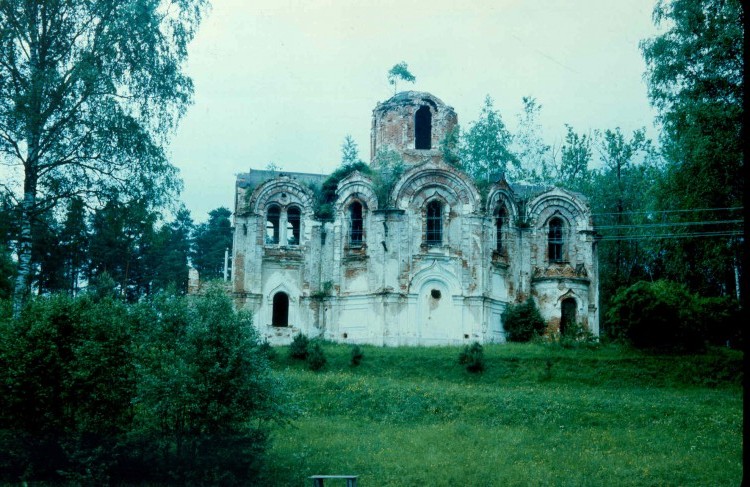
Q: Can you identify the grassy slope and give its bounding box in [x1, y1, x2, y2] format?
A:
[262, 343, 743, 486]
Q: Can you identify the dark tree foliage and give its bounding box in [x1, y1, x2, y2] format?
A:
[88, 198, 158, 300]
[608, 280, 742, 351]
[0, 287, 286, 484]
[640, 0, 743, 297]
[315, 161, 371, 221]
[289, 333, 310, 360]
[0, 294, 135, 482]
[607, 280, 705, 351]
[0, 249, 13, 299]
[501, 298, 546, 342]
[128, 285, 284, 484]
[149, 206, 194, 293]
[0, 0, 207, 315]
[30, 211, 67, 293]
[458, 342, 485, 373]
[60, 197, 88, 294]
[192, 207, 233, 281]
[350, 344, 364, 366]
[306, 341, 327, 371]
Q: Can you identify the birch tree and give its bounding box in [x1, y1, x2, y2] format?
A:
[0, 0, 206, 315]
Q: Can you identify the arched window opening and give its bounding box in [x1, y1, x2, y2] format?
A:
[496, 206, 507, 253]
[415, 105, 432, 150]
[349, 201, 364, 246]
[548, 218, 564, 262]
[287, 207, 301, 245]
[266, 205, 280, 244]
[426, 200, 443, 245]
[272, 292, 289, 327]
[561, 298, 577, 336]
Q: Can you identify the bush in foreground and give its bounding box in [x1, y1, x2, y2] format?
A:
[0, 286, 286, 485]
[606, 280, 741, 352]
[502, 298, 546, 342]
[350, 345, 364, 366]
[306, 341, 327, 371]
[289, 333, 310, 360]
[458, 342, 485, 373]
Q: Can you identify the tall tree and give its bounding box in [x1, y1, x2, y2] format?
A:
[192, 207, 233, 282]
[0, 0, 207, 315]
[512, 96, 553, 184]
[340, 134, 362, 167]
[149, 206, 194, 293]
[60, 197, 89, 294]
[594, 128, 654, 287]
[556, 125, 593, 191]
[30, 210, 67, 294]
[460, 95, 518, 184]
[88, 198, 158, 300]
[0, 196, 16, 298]
[640, 0, 743, 297]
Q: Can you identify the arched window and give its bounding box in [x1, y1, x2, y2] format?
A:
[287, 207, 301, 245]
[272, 292, 289, 327]
[415, 105, 432, 150]
[496, 206, 507, 253]
[349, 201, 364, 246]
[548, 217, 564, 262]
[426, 200, 443, 245]
[266, 205, 280, 244]
[561, 297, 577, 336]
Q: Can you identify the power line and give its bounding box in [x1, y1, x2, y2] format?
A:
[595, 219, 744, 230]
[591, 206, 743, 217]
[597, 230, 743, 241]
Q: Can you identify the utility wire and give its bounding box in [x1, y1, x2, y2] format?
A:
[595, 219, 744, 230]
[597, 230, 743, 241]
[591, 206, 743, 217]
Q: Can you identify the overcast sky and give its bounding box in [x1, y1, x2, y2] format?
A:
[169, 0, 663, 222]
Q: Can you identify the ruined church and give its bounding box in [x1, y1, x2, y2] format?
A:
[232, 91, 599, 345]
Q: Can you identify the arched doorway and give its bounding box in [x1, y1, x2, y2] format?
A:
[560, 297, 577, 336]
[272, 292, 289, 327]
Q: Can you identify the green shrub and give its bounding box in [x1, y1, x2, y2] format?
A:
[350, 344, 364, 366]
[259, 339, 277, 361]
[502, 298, 546, 342]
[0, 287, 287, 485]
[607, 280, 708, 352]
[314, 161, 371, 220]
[697, 294, 742, 348]
[458, 341, 485, 373]
[0, 248, 14, 299]
[558, 321, 599, 349]
[0, 294, 135, 483]
[289, 333, 310, 360]
[126, 285, 286, 484]
[306, 341, 327, 371]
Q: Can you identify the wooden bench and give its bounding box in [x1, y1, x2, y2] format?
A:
[309, 474, 358, 486]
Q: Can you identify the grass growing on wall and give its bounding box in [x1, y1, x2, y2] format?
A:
[260, 343, 743, 486]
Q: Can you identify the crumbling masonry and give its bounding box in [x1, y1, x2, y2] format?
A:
[232, 91, 599, 345]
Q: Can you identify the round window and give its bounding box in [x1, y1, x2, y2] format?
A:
[431, 289, 442, 299]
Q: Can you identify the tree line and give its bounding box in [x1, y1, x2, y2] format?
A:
[0, 199, 232, 301]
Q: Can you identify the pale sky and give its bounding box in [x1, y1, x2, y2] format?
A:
[169, 0, 662, 222]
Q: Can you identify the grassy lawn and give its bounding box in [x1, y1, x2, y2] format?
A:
[260, 343, 743, 486]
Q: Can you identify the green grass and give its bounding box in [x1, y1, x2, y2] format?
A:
[260, 343, 743, 486]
